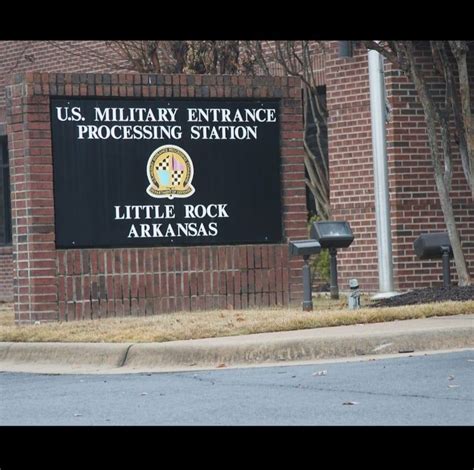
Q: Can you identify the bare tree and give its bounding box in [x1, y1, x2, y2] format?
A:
[105, 41, 188, 73]
[185, 41, 241, 74]
[245, 41, 330, 220]
[105, 40, 250, 75]
[44, 40, 330, 218]
[449, 41, 474, 196]
[363, 41, 472, 286]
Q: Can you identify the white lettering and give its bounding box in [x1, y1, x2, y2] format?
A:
[145, 109, 156, 121]
[190, 126, 201, 139]
[77, 125, 88, 139]
[128, 224, 139, 238]
[208, 222, 218, 236]
[187, 108, 198, 122]
[140, 224, 151, 237]
[197, 224, 207, 236]
[218, 204, 229, 217]
[185, 107, 277, 123]
[114, 206, 124, 220]
[70, 107, 83, 121]
[152, 224, 163, 237]
[184, 205, 195, 218]
[94, 108, 110, 122]
[190, 125, 258, 140]
[165, 225, 176, 237]
[187, 223, 197, 236]
[76, 125, 183, 140]
[184, 204, 229, 219]
[56, 107, 69, 121]
[168, 108, 178, 121]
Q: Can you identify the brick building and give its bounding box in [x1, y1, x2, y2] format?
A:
[324, 42, 473, 292]
[0, 40, 472, 322]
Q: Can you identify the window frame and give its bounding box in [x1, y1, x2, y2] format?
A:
[0, 136, 12, 246]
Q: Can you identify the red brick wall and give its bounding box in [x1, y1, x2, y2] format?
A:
[325, 41, 474, 293]
[0, 246, 13, 300]
[0, 41, 126, 122]
[55, 245, 293, 320]
[5, 72, 306, 323]
[0, 41, 127, 301]
[384, 45, 474, 289]
[325, 42, 379, 292]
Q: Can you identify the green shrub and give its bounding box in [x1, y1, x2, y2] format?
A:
[313, 248, 330, 283]
[307, 215, 330, 285]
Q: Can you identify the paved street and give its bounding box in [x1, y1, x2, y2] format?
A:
[1, 350, 473, 425]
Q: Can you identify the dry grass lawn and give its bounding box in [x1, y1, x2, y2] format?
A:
[0, 296, 472, 343]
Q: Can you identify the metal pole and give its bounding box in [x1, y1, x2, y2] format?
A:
[368, 49, 396, 298]
[441, 247, 451, 287]
[329, 247, 339, 299]
[302, 255, 313, 311]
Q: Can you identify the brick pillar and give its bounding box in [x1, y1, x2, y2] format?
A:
[6, 73, 58, 323]
[280, 81, 307, 304]
[325, 42, 379, 293]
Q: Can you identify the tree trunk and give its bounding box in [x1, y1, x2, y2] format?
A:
[405, 42, 472, 285]
[449, 42, 474, 199]
[433, 166, 471, 285]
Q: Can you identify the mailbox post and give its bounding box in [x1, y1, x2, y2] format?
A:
[288, 239, 322, 311]
[329, 247, 338, 300]
[441, 246, 451, 287]
[414, 232, 453, 287]
[310, 221, 354, 299]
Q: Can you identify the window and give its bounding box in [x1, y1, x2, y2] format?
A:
[0, 136, 12, 245]
[304, 86, 328, 219]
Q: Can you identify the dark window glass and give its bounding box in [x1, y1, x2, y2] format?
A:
[304, 86, 328, 219]
[0, 137, 12, 245]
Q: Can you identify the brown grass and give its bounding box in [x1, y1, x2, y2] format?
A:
[0, 297, 472, 343]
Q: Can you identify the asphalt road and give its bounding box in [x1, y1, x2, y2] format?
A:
[1, 350, 473, 425]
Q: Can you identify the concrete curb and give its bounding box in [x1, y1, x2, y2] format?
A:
[123, 327, 473, 371]
[0, 314, 472, 374]
[0, 342, 132, 372]
[122, 314, 474, 372]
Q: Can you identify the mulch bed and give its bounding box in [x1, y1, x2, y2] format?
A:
[371, 285, 474, 308]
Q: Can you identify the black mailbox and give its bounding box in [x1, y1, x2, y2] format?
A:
[310, 221, 354, 249]
[413, 232, 453, 287]
[309, 221, 354, 299]
[288, 239, 322, 257]
[288, 239, 321, 312]
[414, 232, 453, 260]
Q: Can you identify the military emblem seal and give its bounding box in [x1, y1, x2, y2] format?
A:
[146, 145, 195, 199]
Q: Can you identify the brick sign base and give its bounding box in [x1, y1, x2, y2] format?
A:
[6, 73, 306, 323]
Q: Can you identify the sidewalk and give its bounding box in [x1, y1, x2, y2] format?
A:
[0, 314, 472, 374]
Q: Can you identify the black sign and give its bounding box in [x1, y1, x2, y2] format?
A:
[51, 97, 282, 248]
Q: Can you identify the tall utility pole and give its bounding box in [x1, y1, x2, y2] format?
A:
[368, 48, 398, 298]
